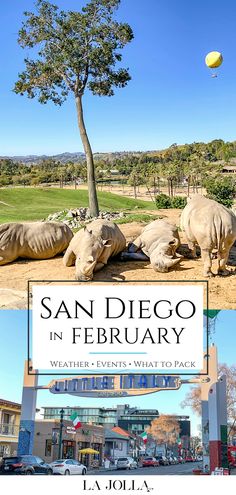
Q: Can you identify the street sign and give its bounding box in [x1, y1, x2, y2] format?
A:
[48, 374, 181, 397]
[66, 426, 76, 435]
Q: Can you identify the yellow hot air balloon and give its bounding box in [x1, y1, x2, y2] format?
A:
[205, 51, 223, 78]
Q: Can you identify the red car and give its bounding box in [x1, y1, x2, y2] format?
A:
[185, 455, 194, 462]
[142, 457, 159, 467]
[228, 446, 236, 467]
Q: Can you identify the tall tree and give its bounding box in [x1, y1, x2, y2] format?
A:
[128, 168, 144, 198]
[160, 159, 182, 197]
[181, 363, 236, 422]
[147, 415, 180, 451]
[14, 0, 133, 216]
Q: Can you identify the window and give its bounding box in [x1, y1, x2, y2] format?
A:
[0, 445, 10, 457]
[21, 456, 34, 461]
[45, 439, 52, 457]
[114, 442, 123, 451]
[52, 429, 59, 445]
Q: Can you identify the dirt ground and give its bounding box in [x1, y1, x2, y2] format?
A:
[0, 209, 235, 310]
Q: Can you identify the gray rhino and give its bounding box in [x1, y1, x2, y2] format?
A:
[180, 195, 236, 277]
[0, 222, 73, 265]
[63, 219, 126, 280]
[121, 219, 182, 272]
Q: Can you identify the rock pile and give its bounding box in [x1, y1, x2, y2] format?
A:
[45, 207, 125, 229]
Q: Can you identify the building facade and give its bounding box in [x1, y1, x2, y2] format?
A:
[33, 420, 104, 467]
[43, 406, 118, 427]
[43, 404, 160, 432]
[43, 405, 190, 452]
[0, 399, 21, 458]
[117, 406, 160, 435]
[104, 429, 129, 460]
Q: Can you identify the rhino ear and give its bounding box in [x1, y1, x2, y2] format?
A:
[84, 226, 92, 235]
[103, 239, 112, 248]
[88, 255, 94, 262]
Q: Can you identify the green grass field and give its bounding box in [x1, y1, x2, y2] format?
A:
[0, 187, 155, 223]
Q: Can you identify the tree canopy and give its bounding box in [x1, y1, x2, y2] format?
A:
[14, 0, 133, 103]
[147, 414, 180, 446]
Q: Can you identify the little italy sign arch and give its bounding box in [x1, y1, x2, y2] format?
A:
[48, 374, 181, 398]
[18, 348, 229, 474]
[17, 363, 183, 457]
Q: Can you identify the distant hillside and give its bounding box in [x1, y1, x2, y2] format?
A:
[0, 152, 85, 164]
[3, 139, 236, 165]
[0, 150, 147, 164]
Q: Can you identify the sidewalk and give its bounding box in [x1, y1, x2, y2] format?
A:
[87, 467, 117, 474]
[87, 466, 236, 476]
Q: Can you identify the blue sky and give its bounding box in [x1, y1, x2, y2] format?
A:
[0, 309, 235, 436]
[1, 0, 236, 155]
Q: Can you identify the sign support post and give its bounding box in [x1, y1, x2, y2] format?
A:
[208, 375, 228, 472]
[200, 346, 218, 472]
[17, 361, 38, 455]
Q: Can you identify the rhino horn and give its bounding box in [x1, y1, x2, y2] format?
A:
[164, 257, 181, 269]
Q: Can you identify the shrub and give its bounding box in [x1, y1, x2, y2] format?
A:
[155, 194, 172, 209]
[203, 177, 236, 208]
[155, 194, 187, 209]
[171, 196, 187, 209]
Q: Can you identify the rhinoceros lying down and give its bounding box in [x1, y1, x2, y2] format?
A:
[121, 219, 182, 272]
[0, 222, 73, 265]
[63, 219, 126, 280]
[180, 195, 236, 277]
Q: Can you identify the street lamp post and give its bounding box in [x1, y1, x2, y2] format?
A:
[58, 409, 65, 459]
[132, 427, 138, 459]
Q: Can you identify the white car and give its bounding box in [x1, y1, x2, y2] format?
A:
[116, 457, 138, 470]
[50, 459, 87, 475]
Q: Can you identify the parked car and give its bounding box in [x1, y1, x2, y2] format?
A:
[177, 456, 185, 464]
[142, 457, 159, 467]
[228, 446, 236, 467]
[196, 455, 203, 462]
[173, 456, 179, 464]
[0, 455, 53, 475]
[185, 455, 194, 462]
[167, 456, 175, 465]
[116, 457, 138, 470]
[50, 459, 87, 475]
[155, 455, 169, 466]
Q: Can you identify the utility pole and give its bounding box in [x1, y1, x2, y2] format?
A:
[58, 409, 65, 459]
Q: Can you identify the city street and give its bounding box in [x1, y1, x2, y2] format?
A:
[90, 461, 201, 476]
